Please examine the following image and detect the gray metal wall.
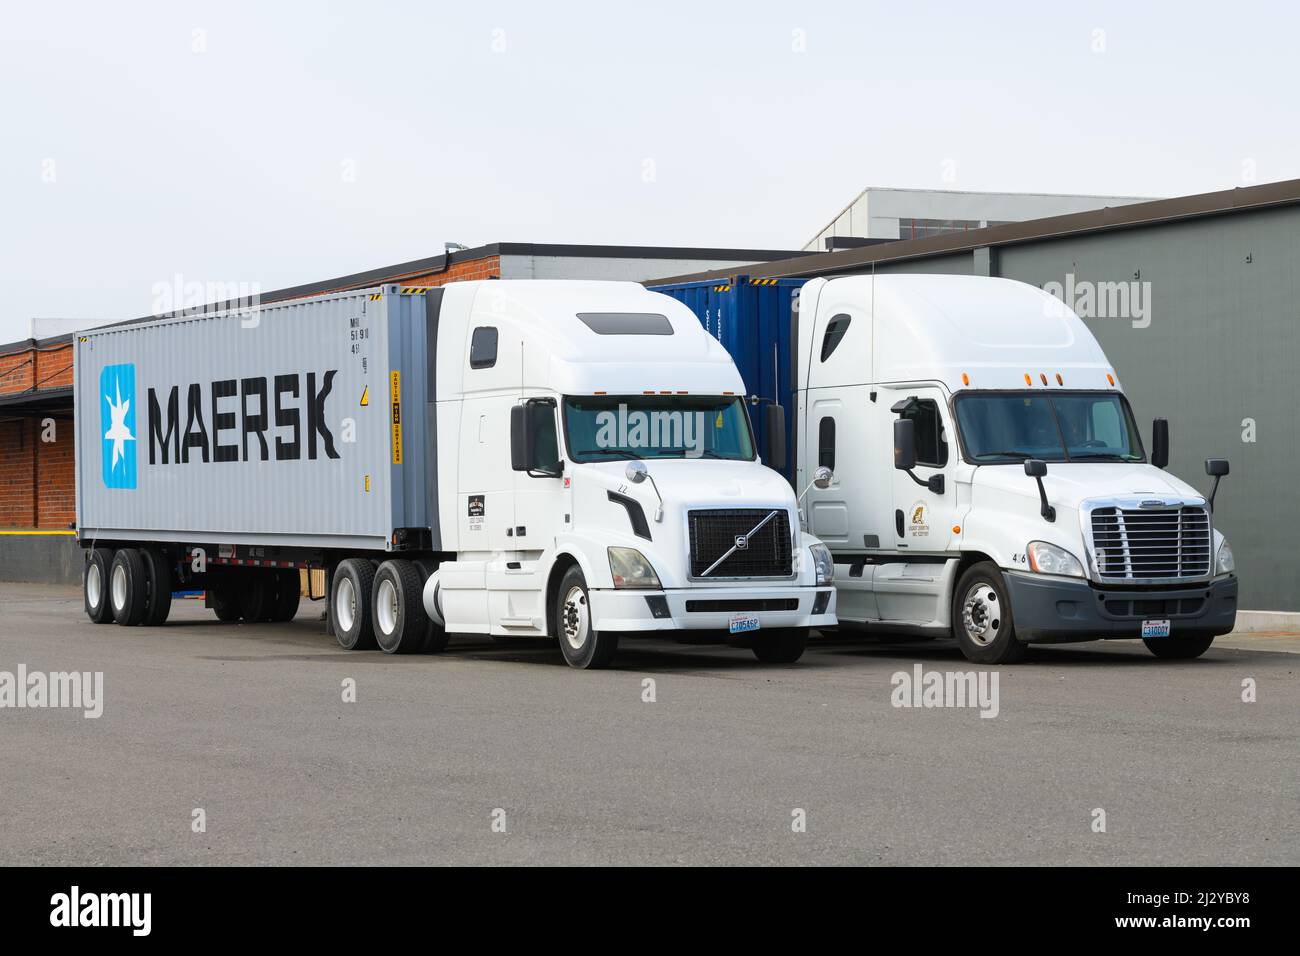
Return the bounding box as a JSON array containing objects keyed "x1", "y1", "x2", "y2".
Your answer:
[{"x1": 865, "y1": 204, "x2": 1299, "y2": 610}]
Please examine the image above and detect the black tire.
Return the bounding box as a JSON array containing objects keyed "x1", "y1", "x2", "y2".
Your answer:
[
  {"x1": 109, "y1": 548, "x2": 148, "y2": 626},
  {"x1": 84, "y1": 547, "x2": 115, "y2": 624},
  {"x1": 140, "y1": 547, "x2": 173, "y2": 626},
  {"x1": 1144, "y1": 634, "x2": 1215, "y2": 660},
  {"x1": 952, "y1": 561, "x2": 1026, "y2": 664},
  {"x1": 238, "y1": 572, "x2": 274, "y2": 623},
  {"x1": 211, "y1": 586, "x2": 241, "y2": 621},
  {"x1": 554, "y1": 566, "x2": 618, "y2": 669},
  {"x1": 269, "y1": 569, "x2": 301, "y2": 622},
  {"x1": 414, "y1": 562, "x2": 449, "y2": 654},
  {"x1": 331, "y1": 558, "x2": 377, "y2": 650},
  {"x1": 372, "y1": 560, "x2": 427, "y2": 654},
  {"x1": 750, "y1": 628, "x2": 809, "y2": 664}
]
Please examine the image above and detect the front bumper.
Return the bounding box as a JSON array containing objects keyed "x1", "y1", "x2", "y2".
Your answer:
[
  {"x1": 1004, "y1": 571, "x2": 1238, "y2": 643},
  {"x1": 588, "y1": 586, "x2": 836, "y2": 632}
]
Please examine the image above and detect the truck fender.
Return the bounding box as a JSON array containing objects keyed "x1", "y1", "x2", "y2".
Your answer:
[{"x1": 422, "y1": 568, "x2": 446, "y2": 628}]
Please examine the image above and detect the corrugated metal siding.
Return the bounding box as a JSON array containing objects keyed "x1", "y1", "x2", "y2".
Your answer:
[
  {"x1": 75, "y1": 287, "x2": 430, "y2": 550},
  {"x1": 649, "y1": 277, "x2": 803, "y2": 480}
]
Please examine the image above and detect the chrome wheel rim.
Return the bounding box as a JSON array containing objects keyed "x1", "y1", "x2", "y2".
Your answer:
[
  {"x1": 111, "y1": 564, "x2": 127, "y2": 611},
  {"x1": 376, "y1": 578, "x2": 398, "y2": 637},
  {"x1": 87, "y1": 564, "x2": 102, "y2": 608},
  {"x1": 562, "y1": 586, "x2": 589, "y2": 651},
  {"x1": 336, "y1": 577, "x2": 357, "y2": 633},
  {"x1": 961, "y1": 583, "x2": 1001, "y2": 646}
]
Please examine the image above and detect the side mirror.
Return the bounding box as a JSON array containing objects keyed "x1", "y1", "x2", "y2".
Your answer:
[
  {"x1": 509, "y1": 404, "x2": 532, "y2": 472},
  {"x1": 624, "y1": 460, "x2": 663, "y2": 522},
  {"x1": 813, "y1": 465, "x2": 833, "y2": 490},
  {"x1": 1205, "y1": 458, "x2": 1229, "y2": 512},
  {"x1": 1151, "y1": 418, "x2": 1169, "y2": 469},
  {"x1": 1024, "y1": 459, "x2": 1055, "y2": 521},
  {"x1": 893, "y1": 418, "x2": 917, "y2": 472},
  {"x1": 763, "y1": 404, "x2": 787, "y2": 472}
]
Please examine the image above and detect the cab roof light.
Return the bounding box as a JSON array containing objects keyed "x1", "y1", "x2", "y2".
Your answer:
[
  {"x1": 1040, "y1": 373, "x2": 1048, "y2": 385},
  {"x1": 1107, "y1": 373, "x2": 1116, "y2": 386},
  {"x1": 1055, "y1": 373, "x2": 1064, "y2": 385},
  {"x1": 961, "y1": 372, "x2": 970, "y2": 386},
  {"x1": 1024, "y1": 373, "x2": 1033, "y2": 386}
]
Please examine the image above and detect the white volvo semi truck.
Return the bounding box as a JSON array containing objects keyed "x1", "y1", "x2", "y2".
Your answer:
[
  {"x1": 75, "y1": 280, "x2": 835, "y2": 668},
  {"x1": 794, "y1": 274, "x2": 1236, "y2": 663}
]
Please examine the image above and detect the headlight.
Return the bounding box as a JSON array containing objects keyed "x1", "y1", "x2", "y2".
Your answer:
[
  {"x1": 809, "y1": 543, "x2": 834, "y2": 585},
  {"x1": 1026, "y1": 541, "x2": 1084, "y2": 577},
  {"x1": 1215, "y1": 539, "x2": 1235, "y2": 575},
  {"x1": 608, "y1": 547, "x2": 662, "y2": 589}
]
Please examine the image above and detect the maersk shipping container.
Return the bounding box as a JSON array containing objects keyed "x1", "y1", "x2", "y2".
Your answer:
[
  {"x1": 649, "y1": 275, "x2": 806, "y2": 480},
  {"x1": 74, "y1": 286, "x2": 437, "y2": 552}
]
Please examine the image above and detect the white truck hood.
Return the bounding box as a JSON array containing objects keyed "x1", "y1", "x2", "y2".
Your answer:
[
  {"x1": 971, "y1": 462, "x2": 1207, "y2": 510},
  {"x1": 585, "y1": 457, "x2": 796, "y2": 509}
]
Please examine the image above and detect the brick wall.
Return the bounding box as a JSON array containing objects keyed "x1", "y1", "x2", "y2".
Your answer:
[{"x1": 1, "y1": 341, "x2": 76, "y2": 529}]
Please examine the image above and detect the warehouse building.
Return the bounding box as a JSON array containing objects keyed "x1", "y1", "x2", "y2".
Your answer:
[
  {"x1": 0, "y1": 241, "x2": 809, "y2": 582},
  {"x1": 660, "y1": 178, "x2": 1300, "y2": 618},
  {"x1": 805, "y1": 186, "x2": 1156, "y2": 251}
]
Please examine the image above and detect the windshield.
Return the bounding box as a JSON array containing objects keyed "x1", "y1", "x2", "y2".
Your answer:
[
  {"x1": 954, "y1": 392, "x2": 1145, "y2": 463},
  {"x1": 563, "y1": 395, "x2": 756, "y2": 463}
]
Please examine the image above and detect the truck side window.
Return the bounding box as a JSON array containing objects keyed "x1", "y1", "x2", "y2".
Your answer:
[
  {"x1": 902, "y1": 399, "x2": 948, "y2": 467},
  {"x1": 820, "y1": 314, "x2": 851, "y2": 362},
  {"x1": 469, "y1": 327, "x2": 498, "y2": 369},
  {"x1": 818, "y1": 416, "x2": 835, "y2": 469}
]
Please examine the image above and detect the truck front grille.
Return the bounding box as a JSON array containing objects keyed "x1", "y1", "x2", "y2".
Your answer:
[
  {"x1": 1090, "y1": 506, "x2": 1211, "y2": 581},
  {"x1": 688, "y1": 509, "x2": 793, "y2": 578}
]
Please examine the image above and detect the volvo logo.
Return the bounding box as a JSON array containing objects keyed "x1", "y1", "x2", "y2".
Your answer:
[{"x1": 734, "y1": 534, "x2": 749, "y2": 551}]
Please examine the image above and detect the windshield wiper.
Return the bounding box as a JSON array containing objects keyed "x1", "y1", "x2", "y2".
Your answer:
[
  {"x1": 972, "y1": 449, "x2": 1039, "y2": 461},
  {"x1": 1068, "y1": 452, "x2": 1132, "y2": 461},
  {"x1": 572, "y1": 448, "x2": 642, "y2": 459}
]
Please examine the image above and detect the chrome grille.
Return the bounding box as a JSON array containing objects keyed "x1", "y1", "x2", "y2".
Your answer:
[
  {"x1": 688, "y1": 509, "x2": 793, "y2": 578},
  {"x1": 1090, "y1": 506, "x2": 1211, "y2": 581}
]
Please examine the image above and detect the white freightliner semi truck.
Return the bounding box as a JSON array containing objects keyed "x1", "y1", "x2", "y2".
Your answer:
[
  {"x1": 792, "y1": 274, "x2": 1237, "y2": 663},
  {"x1": 74, "y1": 280, "x2": 836, "y2": 668}
]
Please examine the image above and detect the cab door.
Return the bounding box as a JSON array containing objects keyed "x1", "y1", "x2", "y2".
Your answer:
[
  {"x1": 879, "y1": 387, "x2": 959, "y2": 623},
  {"x1": 889, "y1": 387, "x2": 959, "y2": 555},
  {"x1": 492, "y1": 398, "x2": 570, "y2": 636}
]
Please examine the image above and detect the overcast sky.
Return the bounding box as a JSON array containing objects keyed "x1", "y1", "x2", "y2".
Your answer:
[{"x1": 2, "y1": 0, "x2": 1296, "y2": 343}]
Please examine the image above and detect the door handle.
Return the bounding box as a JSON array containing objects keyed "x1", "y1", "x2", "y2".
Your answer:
[{"x1": 895, "y1": 509, "x2": 904, "y2": 538}]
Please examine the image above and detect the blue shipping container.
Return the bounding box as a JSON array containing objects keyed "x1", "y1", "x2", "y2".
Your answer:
[{"x1": 650, "y1": 275, "x2": 807, "y2": 481}]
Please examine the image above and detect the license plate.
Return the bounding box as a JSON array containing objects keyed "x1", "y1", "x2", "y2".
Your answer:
[
  {"x1": 729, "y1": 614, "x2": 760, "y2": 635},
  {"x1": 1142, "y1": 619, "x2": 1171, "y2": 638}
]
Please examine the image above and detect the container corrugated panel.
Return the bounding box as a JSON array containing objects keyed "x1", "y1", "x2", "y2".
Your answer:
[
  {"x1": 74, "y1": 286, "x2": 432, "y2": 551},
  {"x1": 649, "y1": 276, "x2": 806, "y2": 480}
]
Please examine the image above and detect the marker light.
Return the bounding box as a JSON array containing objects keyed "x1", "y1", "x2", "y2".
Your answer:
[
  {"x1": 962, "y1": 372, "x2": 970, "y2": 386},
  {"x1": 1107, "y1": 373, "x2": 1116, "y2": 386},
  {"x1": 1024, "y1": 373, "x2": 1033, "y2": 386},
  {"x1": 1055, "y1": 373, "x2": 1064, "y2": 386},
  {"x1": 1040, "y1": 373, "x2": 1048, "y2": 385}
]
